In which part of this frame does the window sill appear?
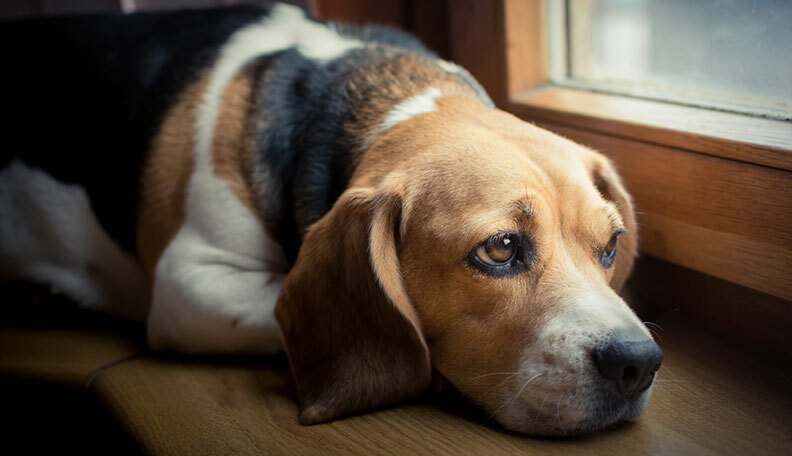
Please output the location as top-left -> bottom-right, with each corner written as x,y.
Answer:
508,85 -> 792,171
4,306 -> 791,455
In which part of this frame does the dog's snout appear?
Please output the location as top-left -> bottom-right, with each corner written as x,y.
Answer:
592,331 -> 663,397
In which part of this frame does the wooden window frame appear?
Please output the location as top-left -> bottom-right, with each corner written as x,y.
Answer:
448,0 -> 792,170
447,0 -> 792,351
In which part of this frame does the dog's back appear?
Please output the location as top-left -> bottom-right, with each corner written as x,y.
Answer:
0,4 -> 460,320
0,6 -> 271,249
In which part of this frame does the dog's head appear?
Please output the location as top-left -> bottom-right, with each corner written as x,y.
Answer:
275,97 -> 661,436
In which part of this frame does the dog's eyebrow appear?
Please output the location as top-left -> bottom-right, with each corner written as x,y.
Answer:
605,203 -> 625,232
519,205 -> 535,222
513,197 -> 535,221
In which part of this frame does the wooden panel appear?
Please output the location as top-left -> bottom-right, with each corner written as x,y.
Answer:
0,328 -> 141,387
504,0 -> 547,95
311,0 -> 450,58
0,283 -> 145,387
311,0 -> 405,26
90,317 -> 792,455
531,120 -> 792,302
408,0 -> 450,58
447,0 -> 508,106
512,87 -> 792,171
626,255 -> 792,356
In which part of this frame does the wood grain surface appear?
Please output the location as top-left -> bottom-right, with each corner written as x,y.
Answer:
89,317 -> 792,456
0,328 -> 140,387
626,255 -> 792,357
0,285 -> 145,387
511,87 -> 792,171
447,0 -> 508,106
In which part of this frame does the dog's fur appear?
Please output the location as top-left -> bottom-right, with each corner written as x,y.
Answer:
0,4 -> 657,436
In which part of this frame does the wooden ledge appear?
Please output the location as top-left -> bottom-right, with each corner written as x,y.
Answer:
0,328 -> 141,387
89,316 -> 792,455
0,285 -> 145,387
510,86 -> 792,171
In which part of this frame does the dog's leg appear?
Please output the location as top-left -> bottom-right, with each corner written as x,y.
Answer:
146,223 -> 287,355
0,160 -> 149,320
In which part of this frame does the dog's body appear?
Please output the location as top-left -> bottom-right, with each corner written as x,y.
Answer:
0,4 -> 661,436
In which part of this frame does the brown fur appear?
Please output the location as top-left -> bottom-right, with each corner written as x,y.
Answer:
345,53 -> 483,158
137,65 -> 267,275
137,75 -> 206,275
275,189 -> 431,424
276,95 -> 639,425
210,64 -> 262,216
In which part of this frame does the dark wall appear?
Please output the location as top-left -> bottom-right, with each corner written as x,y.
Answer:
0,0 -> 449,58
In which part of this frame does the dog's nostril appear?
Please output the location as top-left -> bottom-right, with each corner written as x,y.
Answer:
622,365 -> 637,381
592,333 -> 663,397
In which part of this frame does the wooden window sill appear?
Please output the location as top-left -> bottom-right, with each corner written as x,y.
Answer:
89,314 -> 791,455
0,310 -> 783,455
508,85 -> 792,171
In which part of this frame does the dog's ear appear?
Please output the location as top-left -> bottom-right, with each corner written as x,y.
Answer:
591,157 -> 638,291
275,187 -> 431,425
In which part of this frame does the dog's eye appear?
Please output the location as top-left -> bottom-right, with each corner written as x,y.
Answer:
476,236 -> 516,265
600,230 -> 625,269
468,232 -> 531,277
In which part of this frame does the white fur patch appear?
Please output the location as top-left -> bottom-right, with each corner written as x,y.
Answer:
437,59 -> 495,108
437,59 -> 462,76
195,4 -> 363,173
0,160 -> 149,320
381,87 -> 443,131
147,3 -> 362,355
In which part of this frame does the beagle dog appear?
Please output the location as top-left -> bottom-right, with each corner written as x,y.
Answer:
0,3 -> 662,436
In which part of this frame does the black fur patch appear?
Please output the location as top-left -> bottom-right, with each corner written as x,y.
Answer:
0,5 -> 272,251
251,22 -> 437,262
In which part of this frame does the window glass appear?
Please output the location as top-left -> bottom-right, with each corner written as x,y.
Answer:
560,0 -> 792,119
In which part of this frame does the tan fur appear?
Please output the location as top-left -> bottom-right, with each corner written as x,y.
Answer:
137,75 -> 207,275
137,65 -> 269,276
277,95 -> 639,431
210,64 -> 261,216
345,53 -> 483,157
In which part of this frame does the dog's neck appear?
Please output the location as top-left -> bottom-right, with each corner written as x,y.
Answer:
249,46 -> 490,262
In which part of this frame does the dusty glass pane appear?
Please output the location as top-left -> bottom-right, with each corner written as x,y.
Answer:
566,0 -> 792,119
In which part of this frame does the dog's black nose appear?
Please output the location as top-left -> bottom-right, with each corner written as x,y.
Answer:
592,330 -> 663,397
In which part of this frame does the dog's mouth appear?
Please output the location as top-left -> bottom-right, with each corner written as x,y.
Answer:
482,368 -> 656,437
534,388 -> 653,437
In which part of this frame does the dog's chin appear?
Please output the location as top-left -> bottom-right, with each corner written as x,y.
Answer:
494,386 -> 654,437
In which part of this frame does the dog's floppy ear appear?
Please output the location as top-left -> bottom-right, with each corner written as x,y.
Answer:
591,157 -> 638,291
275,187 -> 431,425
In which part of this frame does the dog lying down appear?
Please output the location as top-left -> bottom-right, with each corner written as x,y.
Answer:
0,3 -> 662,436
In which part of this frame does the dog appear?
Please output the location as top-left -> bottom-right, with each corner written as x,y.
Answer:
0,3 -> 662,436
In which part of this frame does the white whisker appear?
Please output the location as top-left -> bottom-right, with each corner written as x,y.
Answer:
534,392 -> 551,421
484,373 -> 544,424
474,371 -> 522,379
514,373 -> 544,399
556,394 -> 564,427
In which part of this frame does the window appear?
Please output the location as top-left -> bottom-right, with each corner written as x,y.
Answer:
550,0 -> 792,120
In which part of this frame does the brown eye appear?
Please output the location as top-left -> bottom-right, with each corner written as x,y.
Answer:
476,236 -> 516,265
468,232 -> 533,277
600,230 -> 625,269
